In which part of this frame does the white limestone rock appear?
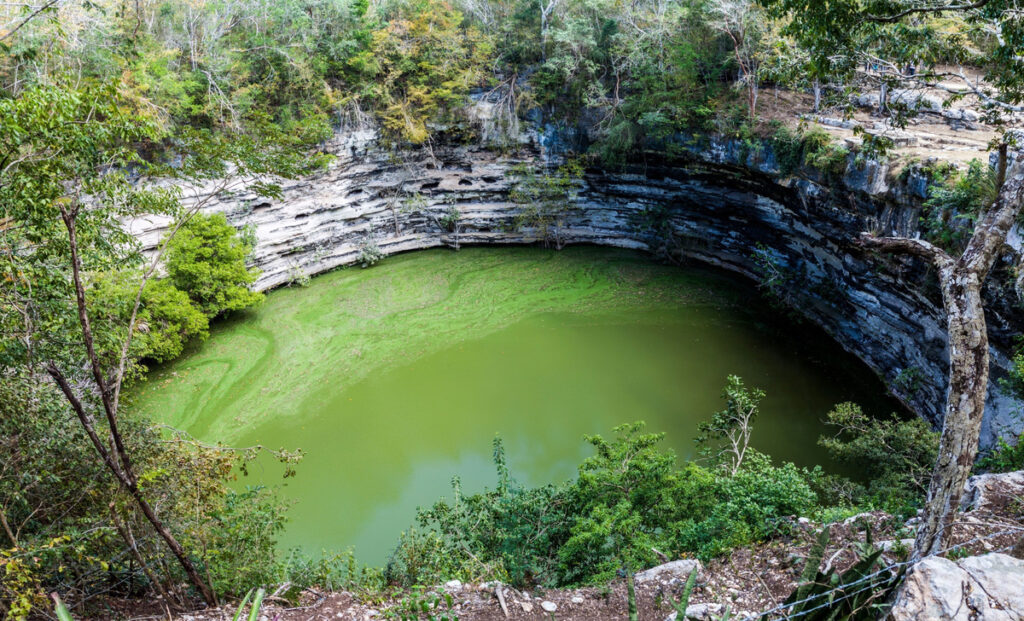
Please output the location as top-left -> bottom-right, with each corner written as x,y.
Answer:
634,559 -> 703,585
890,553 -> 1024,620
961,470 -> 1024,513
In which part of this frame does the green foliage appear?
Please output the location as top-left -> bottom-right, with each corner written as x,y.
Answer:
166,213 -> 264,318
201,487 -> 289,596
387,590 -> 456,621
757,0 -> 1024,124
0,81 -> 316,614
285,548 -> 385,595
751,243 -> 807,313
349,0 -> 492,143
818,403 -> 939,514
695,375 -> 764,474
999,351 -> 1024,399
387,587 -> 457,621
384,529 -> 469,587
139,279 -> 210,362
403,379 -> 823,589
892,366 -> 924,398
508,158 -> 584,250
359,238 -> 386,267
976,435 -> 1024,474
771,125 -> 849,178
921,159 -> 997,252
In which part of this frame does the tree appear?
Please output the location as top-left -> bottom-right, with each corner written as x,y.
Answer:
708,0 -> 765,118
165,212 -> 263,318
859,160 -> 1024,559
695,375 -> 764,475
348,0 -> 493,144
0,82 -> 313,606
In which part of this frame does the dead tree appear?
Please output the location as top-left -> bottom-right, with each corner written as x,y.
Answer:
859,156 -> 1024,560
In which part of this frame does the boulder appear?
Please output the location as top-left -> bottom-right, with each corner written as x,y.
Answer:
685,603 -> 723,620
961,470 -> 1024,513
635,559 -> 703,585
890,553 -> 1024,620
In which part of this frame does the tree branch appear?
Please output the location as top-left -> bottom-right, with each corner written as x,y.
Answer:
865,0 -> 991,23
857,233 -> 955,272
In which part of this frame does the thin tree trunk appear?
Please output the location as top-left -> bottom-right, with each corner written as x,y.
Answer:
914,269 -> 988,559
47,367 -> 217,605
51,205 -> 217,606
0,505 -> 17,546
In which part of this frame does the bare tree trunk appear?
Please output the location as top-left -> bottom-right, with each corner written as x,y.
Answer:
859,159 -> 1024,560
49,205 -> 217,606
813,78 -> 821,113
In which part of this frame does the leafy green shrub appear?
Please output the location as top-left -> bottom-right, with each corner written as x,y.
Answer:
201,486 -> 289,596
920,159 -> 997,252
166,213 -> 263,318
818,403 -> 939,514
771,125 -> 848,177
384,529 -> 470,587
358,239 -> 386,267
285,549 -> 384,597
406,381 -> 825,588
138,279 -> 210,362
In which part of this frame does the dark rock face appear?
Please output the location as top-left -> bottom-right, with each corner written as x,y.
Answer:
131,128 -> 1024,448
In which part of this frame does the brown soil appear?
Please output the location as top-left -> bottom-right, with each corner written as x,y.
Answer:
87,501 -> 1021,621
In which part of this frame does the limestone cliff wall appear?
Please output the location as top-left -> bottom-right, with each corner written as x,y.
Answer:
129,128 -> 1024,448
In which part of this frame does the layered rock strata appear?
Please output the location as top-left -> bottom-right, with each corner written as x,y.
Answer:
129,128 -> 1024,447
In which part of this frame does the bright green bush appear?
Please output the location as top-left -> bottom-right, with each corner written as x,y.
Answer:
139,279 -> 210,362
166,213 -> 264,318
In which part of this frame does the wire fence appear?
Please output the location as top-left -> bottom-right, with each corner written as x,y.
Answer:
747,528 -> 1021,620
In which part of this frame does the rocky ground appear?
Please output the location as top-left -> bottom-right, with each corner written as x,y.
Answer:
759,67 -> 1017,167
103,471 -> 1021,621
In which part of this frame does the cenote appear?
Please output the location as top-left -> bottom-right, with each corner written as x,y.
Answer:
129,246 -> 900,565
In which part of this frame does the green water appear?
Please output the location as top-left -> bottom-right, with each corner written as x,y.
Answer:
129,246 -> 898,564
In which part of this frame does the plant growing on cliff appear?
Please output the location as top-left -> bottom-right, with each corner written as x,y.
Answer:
920,159 -> 998,253
508,158 -> 585,250
976,434 -> 1024,474
359,237 -> 386,267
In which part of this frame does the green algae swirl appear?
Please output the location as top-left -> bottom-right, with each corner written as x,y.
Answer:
128,246 -> 896,563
